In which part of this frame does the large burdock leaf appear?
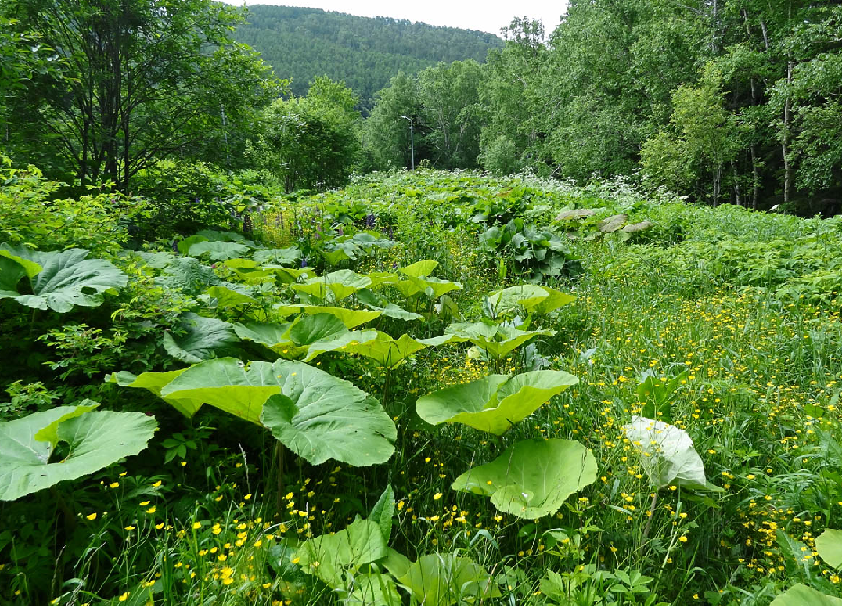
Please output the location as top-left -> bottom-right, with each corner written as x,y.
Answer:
342,332 -> 428,368
417,370 -> 578,435
304,329 -> 379,361
347,574 -> 401,606
233,321 -> 294,349
275,304 -> 381,329
111,358 -> 396,467
770,585 -> 842,606
253,247 -> 301,266
0,250 -> 40,295
293,269 -> 372,302
397,553 -> 500,606
262,361 -> 396,466
622,416 -> 708,490
399,260 -> 438,278
816,529 -> 842,569
393,276 -> 462,299
187,240 -> 250,261
0,244 -> 127,312
487,285 -> 576,317
0,405 -> 157,501
159,358 -> 281,425
296,519 -> 388,588
452,438 -> 597,519
445,321 -> 555,358
163,313 -> 239,363
203,284 -> 258,307
106,369 -> 197,417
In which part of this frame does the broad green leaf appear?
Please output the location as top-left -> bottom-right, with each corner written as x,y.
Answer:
622,416 -> 708,490
368,485 -> 395,543
445,322 -> 555,358
0,245 -> 127,313
382,548 -> 411,579
417,370 -> 578,435
160,358 -> 280,425
33,400 -> 100,447
162,313 -> 238,363
177,235 -> 208,255
296,518 -> 388,589
770,585 -> 842,606
347,573 -> 401,606
293,270 -> 372,301
0,248 -> 42,278
158,257 -> 220,295
487,285 -> 576,316
0,249 -> 41,297
304,329 -> 378,361
323,248 -> 351,265
452,438 -> 597,519
133,251 -> 174,269
264,264 -> 311,283
0,407 -> 157,501
343,332 -> 427,367
393,276 -> 462,299
225,259 -> 308,283
275,304 -> 381,329
376,303 -> 423,321
365,272 -> 401,289
233,321 -> 293,348
187,240 -> 250,261
400,259 -> 438,278
816,529 -> 842,569
106,368 -> 197,417
418,333 -> 469,347
288,313 -> 347,344
0,254 -> 28,296
253,247 -> 301,265
262,360 -> 396,466
204,285 -> 258,307
355,289 -> 422,320
196,229 -> 252,244
397,553 -> 500,606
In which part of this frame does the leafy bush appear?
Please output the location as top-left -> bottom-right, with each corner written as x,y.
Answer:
0,156 -> 144,255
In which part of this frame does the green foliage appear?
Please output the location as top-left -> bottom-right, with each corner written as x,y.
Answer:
770,585 -> 842,606
251,77 -> 362,193
0,404 -> 157,501
0,245 -> 127,312
2,0 -> 279,189
452,438 -> 598,519
479,220 -> 577,283
397,553 -> 500,606
416,370 -> 578,435
0,159 -> 143,255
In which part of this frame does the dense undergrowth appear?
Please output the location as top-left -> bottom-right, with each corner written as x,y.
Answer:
2,165 -> 842,606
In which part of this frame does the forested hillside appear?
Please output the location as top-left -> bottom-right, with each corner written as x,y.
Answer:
234,5 -> 503,107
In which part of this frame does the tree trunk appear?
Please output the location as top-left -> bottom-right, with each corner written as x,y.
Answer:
783,62 -> 793,205
750,145 -> 759,209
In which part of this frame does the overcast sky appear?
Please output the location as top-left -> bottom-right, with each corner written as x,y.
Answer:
220,1 -> 569,36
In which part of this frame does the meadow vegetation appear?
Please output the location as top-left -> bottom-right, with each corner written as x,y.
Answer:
3,165 -> 842,606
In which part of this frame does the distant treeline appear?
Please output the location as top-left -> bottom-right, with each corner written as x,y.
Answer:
362,2 -> 842,215
4,0 -> 842,215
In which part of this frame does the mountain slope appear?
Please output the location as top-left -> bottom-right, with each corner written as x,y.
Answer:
234,5 -> 503,106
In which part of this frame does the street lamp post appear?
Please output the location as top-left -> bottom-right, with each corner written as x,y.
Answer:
400,115 -> 415,170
